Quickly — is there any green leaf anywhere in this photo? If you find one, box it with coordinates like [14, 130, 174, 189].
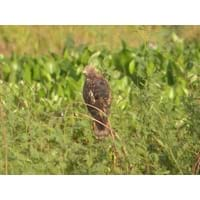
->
[167, 61, 175, 86]
[80, 47, 90, 65]
[147, 61, 155, 76]
[33, 64, 41, 80]
[23, 64, 32, 83]
[129, 60, 135, 74]
[169, 87, 175, 99]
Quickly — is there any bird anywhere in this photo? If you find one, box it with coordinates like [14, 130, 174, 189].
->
[83, 65, 111, 139]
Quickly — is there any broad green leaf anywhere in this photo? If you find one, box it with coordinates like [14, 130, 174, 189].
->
[129, 60, 135, 74]
[23, 64, 32, 83]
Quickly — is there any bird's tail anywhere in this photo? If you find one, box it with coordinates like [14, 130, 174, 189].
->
[93, 119, 111, 139]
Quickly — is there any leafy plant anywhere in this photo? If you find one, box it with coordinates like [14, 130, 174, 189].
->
[0, 35, 199, 174]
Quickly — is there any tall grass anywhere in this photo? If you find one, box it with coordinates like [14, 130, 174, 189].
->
[0, 75, 199, 174]
[0, 32, 199, 174]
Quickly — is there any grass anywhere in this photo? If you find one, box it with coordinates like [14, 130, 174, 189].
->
[0, 74, 199, 174]
[0, 27, 200, 174]
[0, 26, 200, 55]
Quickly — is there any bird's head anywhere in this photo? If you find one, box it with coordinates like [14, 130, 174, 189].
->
[83, 65, 99, 78]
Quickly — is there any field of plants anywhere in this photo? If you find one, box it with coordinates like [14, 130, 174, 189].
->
[0, 28, 200, 174]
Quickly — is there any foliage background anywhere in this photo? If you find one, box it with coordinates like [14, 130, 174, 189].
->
[0, 26, 200, 174]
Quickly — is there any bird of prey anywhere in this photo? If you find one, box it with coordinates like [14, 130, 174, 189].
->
[83, 65, 111, 138]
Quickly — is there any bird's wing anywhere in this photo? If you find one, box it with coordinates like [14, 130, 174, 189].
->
[92, 77, 111, 114]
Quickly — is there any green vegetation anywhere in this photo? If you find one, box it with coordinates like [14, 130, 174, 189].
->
[0, 26, 200, 55]
[0, 28, 200, 174]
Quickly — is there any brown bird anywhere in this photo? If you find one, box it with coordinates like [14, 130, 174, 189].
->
[83, 65, 111, 138]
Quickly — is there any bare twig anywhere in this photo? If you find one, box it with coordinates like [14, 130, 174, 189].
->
[192, 152, 200, 175]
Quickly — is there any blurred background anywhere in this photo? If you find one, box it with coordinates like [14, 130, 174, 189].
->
[0, 25, 200, 56]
